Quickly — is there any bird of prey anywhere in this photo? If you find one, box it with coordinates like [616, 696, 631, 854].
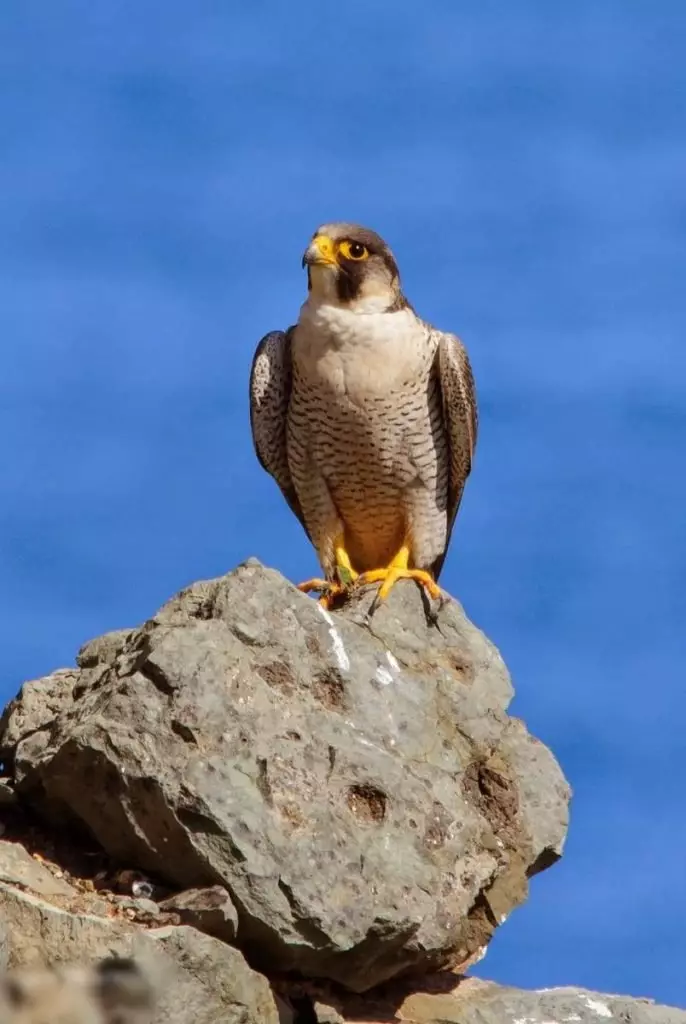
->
[249, 222, 477, 611]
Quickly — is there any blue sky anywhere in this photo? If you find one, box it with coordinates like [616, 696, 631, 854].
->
[2, 1, 685, 1007]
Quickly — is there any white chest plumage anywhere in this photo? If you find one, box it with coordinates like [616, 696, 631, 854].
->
[292, 299, 433, 403]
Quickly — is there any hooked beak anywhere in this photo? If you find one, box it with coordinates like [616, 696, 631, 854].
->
[302, 234, 338, 269]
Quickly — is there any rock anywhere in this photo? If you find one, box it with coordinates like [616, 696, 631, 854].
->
[313, 1001, 346, 1023]
[76, 628, 134, 669]
[0, 781, 16, 808]
[458, 981, 686, 1024]
[2, 954, 683, 1024]
[0, 873, 141, 969]
[0, 670, 77, 758]
[0, 839, 76, 898]
[0, 560, 570, 991]
[151, 926, 281, 1024]
[316, 975, 686, 1023]
[159, 886, 238, 942]
[118, 896, 161, 919]
[0, 957, 159, 1024]
[0, 921, 7, 974]
[0, 835, 680, 1024]
[0, 878, 280, 1023]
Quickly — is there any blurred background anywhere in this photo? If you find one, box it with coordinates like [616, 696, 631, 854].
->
[1, 0, 685, 1006]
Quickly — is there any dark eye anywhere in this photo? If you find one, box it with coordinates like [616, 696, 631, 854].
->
[338, 240, 369, 261]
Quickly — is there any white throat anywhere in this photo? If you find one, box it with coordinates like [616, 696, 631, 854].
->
[296, 294, 423, 363]
[301, 291, 397, 319]
[293, 296, 428, 396]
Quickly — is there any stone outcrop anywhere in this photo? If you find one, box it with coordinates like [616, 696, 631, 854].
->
[0, 560, 679, 1021]
[307, 975, 686, 1023]
[0, 560, 569, 992]
[0, 837, 683, 1024]
[0, 840, 281, 1024]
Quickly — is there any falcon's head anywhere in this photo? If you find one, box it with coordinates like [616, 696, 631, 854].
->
[302, 223, 408, 313]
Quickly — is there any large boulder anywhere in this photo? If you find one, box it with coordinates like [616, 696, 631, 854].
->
[0, 560, 570, 991]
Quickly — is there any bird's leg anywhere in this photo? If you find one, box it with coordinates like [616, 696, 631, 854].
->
[356, 543, 442, 613]
[332, 543, 358, 587]
[297, 541, 358, 609]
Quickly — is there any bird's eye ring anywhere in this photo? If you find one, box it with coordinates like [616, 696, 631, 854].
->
[338, 240, 369, 261]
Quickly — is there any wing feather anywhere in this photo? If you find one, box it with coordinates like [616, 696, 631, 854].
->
[249, 328, 310, 539]
[431, 330, 478, 580]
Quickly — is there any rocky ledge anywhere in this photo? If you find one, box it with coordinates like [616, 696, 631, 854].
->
[0, 560, 680, 1022]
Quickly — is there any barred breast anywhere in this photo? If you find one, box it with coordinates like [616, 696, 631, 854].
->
[287, 303, 450, 573]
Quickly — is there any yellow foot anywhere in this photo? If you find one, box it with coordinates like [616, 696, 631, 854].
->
[296, 540, 359, 610]
[355, 542, 442, 615]
[297, 578, 331, 595]
[357, 566, 442, 604]
[296, 580, 350, 611]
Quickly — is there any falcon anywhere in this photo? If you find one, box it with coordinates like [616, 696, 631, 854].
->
[249, 223, 478, 611]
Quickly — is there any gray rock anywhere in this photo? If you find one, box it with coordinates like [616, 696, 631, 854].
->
[374, 976, 686, 1024]
[159, 886, 238, 942]
[467, 982, 686, 1024]
[118, 896, 161, 918]
[0, 877, 140, 970]
[0, 781, 16, 808]
[0, 840, 76, 898]
[0, 560, 570, 991]
[313, 1001, 346, 1023]
[0, 670, 77, 758]
[0, 921, 7, 974]
[0, 956, 159, 1024]
[2, 953, 683, 1024]
[149, 927, 281, 1024]
[0, 880, 280, 1023]
[76, 628, 134, 669]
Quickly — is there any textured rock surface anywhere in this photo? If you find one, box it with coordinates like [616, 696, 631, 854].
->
[158, 886, 238, 942]
[310, 975, 686, 1023]
[0, 559, 570, 991]
[0, 877, 280, 1023]
[0, 957, 160, 1024]
[2, 940, 684, 1024]
[0, 780, 16, 807]
[0, 840, 76, 898]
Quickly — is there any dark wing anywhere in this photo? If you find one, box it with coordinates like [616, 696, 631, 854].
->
[430, 330, 478, 580]
[249, 327, 310, 538]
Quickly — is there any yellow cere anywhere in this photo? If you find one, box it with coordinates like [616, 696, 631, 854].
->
[312, 234, 337, 264]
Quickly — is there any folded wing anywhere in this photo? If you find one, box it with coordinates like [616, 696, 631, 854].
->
[249, 328, 309, 536]
[431, 330, 478, 580]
